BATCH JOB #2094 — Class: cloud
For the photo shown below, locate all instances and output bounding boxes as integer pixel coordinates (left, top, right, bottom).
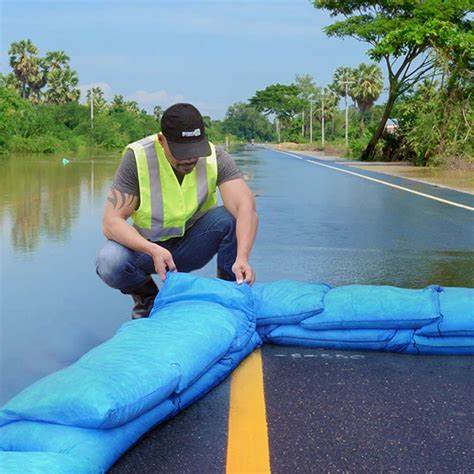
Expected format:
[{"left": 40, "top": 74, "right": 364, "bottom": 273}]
[
  {"left": 78, "top": 82, "right": 113, "bottom": 102},
  {"left": 128, "top": 90, "right": 185, "bottom": 112},
  {"left": 77, "top": 83, "right": 226, "bottom": 117}
]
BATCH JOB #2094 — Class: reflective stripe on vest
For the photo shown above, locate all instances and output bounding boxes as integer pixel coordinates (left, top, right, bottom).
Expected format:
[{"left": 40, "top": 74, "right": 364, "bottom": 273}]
[{"left": 128, "top": 135, "right": 218, "bottom": 241}]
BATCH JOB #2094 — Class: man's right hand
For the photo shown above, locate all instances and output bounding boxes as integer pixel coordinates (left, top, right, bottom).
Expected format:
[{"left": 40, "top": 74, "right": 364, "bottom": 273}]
[{"left": 148, "top": 244, "right": 177, "bottom": 281}]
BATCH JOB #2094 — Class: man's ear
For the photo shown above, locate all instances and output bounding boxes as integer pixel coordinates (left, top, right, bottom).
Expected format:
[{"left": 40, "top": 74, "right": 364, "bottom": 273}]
[{"left": 157, "top": 132, "right": 165, "bottom": 145}]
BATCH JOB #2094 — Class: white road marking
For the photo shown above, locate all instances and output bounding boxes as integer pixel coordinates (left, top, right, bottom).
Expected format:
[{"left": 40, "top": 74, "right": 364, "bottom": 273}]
[
  {"left": 275, "top": 149, "right": 474, "bottom": 212},
  {"left": 273, "top": 352, "right": 366, "bottom": 360}
]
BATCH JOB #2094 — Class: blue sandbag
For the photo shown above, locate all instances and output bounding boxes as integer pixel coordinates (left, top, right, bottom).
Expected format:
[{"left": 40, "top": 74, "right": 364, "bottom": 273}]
[
  {"left": 0, "top": 300, "right": 238, "bottom": 429},
  {"left": 264, "top": 325, "right": 396, "bottom": 349},
  {"left": 253, "top": 280, "right": 330, "bottom": 324},
  {"left": 1, "top": 273, "right": 473, "bottom": 473},
  {"left": 0, "top": 452, "right": 100, "bottom": 474},
  {"left": 301, "top": 285, "right": 441, "bottom": 330},
  {"left": 0, "top": 273, "right": 260, "bottom": 473},
  {"left": 0, "top": 335, "right": 262, "bottom": 473},
  {"left": 413, "top": 335, "right": 474, "bottom": 355},
  {"left": 263, "top": 325, "right": 417, "bottom": 353},
  {"left": 151, "top": 272, "right": 256, "bottom": 354},
  {"left": 0, "top": 399, "right": 176, "bottom": 472},
  {"left": 416, "top": 287, "right": 474, "bottom": 337}
]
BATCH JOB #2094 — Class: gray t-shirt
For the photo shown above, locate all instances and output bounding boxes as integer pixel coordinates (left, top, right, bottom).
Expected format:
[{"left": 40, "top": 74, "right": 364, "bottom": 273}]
[{"left": 112, "top": 146, "right": 243, "bottom": 198}]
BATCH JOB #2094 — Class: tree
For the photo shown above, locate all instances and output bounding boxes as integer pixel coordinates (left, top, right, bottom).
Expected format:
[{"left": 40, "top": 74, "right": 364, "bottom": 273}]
[
  {"left": 294, "top": 74, "right": 320, "bottom": 137},
  {"left": 125, "top": 100, "right": 140, "bottom": 114},
  {"left": 110, "top": 95, "right": 141, "bottom": 114},
  {"left": 331, "top": 66, "right": 356, "bottom": 103},
  {"left": 313, "top": 0, "right": 472, "bottom": 160},
  {"left": 352, "top": 63, "right": 383, "bottom": 116},
  {"left": 8, "top": 39, "right": 46, "bottom": 100},
  {"left": 0, "top": 72, "right": 22, "bottom": 93},
  {"left": 250, "top": 83, "right": 302, "bottom": 121},
  {"left": 250, "top": 83, "right": 303, "bottom": 141},
  {"left": 86, "top": 87, "right": 107, "bottom": 113},
  {"left": 44, "top": 51, "right": 70, "bottom": 73},
  {"left": 110, "top": 95, "right": 126, "bottom": 113},
  {"left": 321, "top": 89, "right": 340, "bottom": 136},
  {"left": 223, "top": 102, "right": 274, "bottom": 142},
  {"left": 44, "top": 67, "right": 80, "bottom": 104},
  {"left": 153, "top": 105, "right": 163, "bottom": 123}
]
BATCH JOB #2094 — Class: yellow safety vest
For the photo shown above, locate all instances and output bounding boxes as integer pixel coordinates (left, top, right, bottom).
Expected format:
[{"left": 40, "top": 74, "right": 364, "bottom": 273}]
[{"left": 126, "top": 134, "right": 218, "bottom": 241}]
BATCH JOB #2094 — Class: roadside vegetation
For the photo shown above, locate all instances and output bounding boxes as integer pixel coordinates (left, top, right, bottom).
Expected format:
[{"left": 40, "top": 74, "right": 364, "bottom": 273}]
[
  {"left": 0, "top": 40, "right": 231, "bottom": 155},
  {"left": 0, "top": 1, "right": 471, "bottom": 167}
]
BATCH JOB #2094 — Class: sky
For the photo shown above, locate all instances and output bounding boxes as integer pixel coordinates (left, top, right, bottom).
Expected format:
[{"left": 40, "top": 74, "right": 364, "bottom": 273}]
[{"left": 0, "top": 0, "right": 370, "bottom": 119}]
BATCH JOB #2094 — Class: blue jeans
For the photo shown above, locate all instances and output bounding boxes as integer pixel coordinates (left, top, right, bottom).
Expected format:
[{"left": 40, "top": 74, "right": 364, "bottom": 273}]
[{"left": 96, "top": 206, "right": 237, "bottom": 292}]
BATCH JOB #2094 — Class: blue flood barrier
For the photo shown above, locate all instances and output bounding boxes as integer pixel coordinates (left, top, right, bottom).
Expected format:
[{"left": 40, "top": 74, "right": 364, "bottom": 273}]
[
  {"left": 1, "top": 272, "right": 473, "bottom": 472},
  {"left": 416, "top": 287, "right": 474, "bottom": 337}
]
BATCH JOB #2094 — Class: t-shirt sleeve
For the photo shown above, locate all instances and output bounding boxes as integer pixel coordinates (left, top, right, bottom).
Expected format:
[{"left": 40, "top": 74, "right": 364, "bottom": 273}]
[
  {"left": 216, "top": 146, "right": 243, "bottom": 186},
  {"left": 111, "top": 149, "right": 140, "bottom": 196}
]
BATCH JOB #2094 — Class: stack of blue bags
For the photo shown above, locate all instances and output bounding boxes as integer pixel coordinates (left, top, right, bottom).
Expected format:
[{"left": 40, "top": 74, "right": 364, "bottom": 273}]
[
  {"left": 254, "top": 281, "right": 474, "bottom": 355},
  {"left": 1, "top": 273, "right": 472, "bottom": 472}
]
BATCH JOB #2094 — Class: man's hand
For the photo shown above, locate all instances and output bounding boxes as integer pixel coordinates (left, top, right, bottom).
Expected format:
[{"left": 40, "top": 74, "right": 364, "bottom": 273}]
[
  {"left": 149, "top": 244, "right": 177, "bottom": 281},
  {"left": 232, "top": 258, "right": 255, "bottom": 285}
]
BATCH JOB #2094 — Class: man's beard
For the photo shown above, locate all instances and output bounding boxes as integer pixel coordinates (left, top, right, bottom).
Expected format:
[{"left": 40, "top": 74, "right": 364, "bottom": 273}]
[{"left": 176, "top": 161, "right": 198, "bottom": 174}]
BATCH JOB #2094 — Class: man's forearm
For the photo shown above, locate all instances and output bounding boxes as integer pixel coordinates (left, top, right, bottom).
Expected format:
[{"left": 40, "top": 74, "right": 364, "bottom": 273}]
[
  {"left": 235, "top": 206, "right": 258, "bottom": 261},
  {"left": 103, "top": 217, "right": 154, "bottom": 254}
]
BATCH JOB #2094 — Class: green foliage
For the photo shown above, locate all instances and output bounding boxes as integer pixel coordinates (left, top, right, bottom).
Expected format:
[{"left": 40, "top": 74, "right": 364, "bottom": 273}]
[
  {"left": 153, "top": 105, "right": 163, "bottom": 123},
  {"left": 394, "top": 78, "right": 473, "bottom": 166},
  {"left": 352, "top": 63, "right": 384, "bottom": 114},
  {"left": 0, "top": 86, "right": 160, "bottom": 154},
  {"left": 86, "top": 87, "right": 107, "bottom": 114},
  {"left": 313, "top": 0, "right": 472, "bottom": 160},
  {"left": 8, "top": 40, "right": 79, "bottom": 104},
  {"left": 222, "top": 102, "right": 275, "bottom": 142},
  {"left": 250, "top": 83, "right": 302, "bottom": 120}
]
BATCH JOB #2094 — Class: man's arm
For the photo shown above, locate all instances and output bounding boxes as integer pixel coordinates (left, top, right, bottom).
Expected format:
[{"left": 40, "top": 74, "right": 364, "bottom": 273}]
[
  {"left": 102, "top": 188, "right": 176, "bottom": 280},
  {"left": 219, "top": 178, "right": 258, "bottom": 284}
]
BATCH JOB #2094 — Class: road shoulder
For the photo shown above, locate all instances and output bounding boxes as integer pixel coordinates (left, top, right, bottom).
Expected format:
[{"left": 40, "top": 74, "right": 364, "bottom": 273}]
[{"left": 270, "top": 145, "right": 474, "bottom": 195}]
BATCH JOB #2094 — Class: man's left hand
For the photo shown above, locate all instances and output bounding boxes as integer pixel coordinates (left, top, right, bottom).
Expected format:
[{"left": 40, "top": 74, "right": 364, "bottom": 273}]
[{"left": 232, "top": 258, "right": 255, "bottom": 285}]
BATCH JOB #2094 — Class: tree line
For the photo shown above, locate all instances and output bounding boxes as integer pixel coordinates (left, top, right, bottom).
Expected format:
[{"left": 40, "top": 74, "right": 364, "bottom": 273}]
[
  {"left": 228, "top": 0, "right": 472, "bottom": 165},
  {"left": 0, "top": 40, "right": 231, "bottom": 154},
  {"left": 1, "top": 0, "right": 471, "bottom": 166}
]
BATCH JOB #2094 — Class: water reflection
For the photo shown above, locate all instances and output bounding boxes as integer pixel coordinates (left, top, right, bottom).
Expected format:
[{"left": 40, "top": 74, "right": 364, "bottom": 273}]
[{"left": 0, "top": 155, "right": 116, "bottom": 253}]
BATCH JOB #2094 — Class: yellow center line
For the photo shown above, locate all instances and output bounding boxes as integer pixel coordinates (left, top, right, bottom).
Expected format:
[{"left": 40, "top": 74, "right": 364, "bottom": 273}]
[{"left": 226, "top": 349, "right": 271, "bottom": 474}]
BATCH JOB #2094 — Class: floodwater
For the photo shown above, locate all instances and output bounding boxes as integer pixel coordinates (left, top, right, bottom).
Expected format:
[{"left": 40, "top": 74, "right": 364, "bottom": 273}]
[{"left": 1, "top": 146, "right": 473, "bottom": 404}]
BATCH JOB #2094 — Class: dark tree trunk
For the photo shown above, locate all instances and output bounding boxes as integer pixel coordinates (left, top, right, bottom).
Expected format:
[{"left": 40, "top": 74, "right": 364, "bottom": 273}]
[{"left": 361, "top": 93, "right": 397, "bottom": 161}]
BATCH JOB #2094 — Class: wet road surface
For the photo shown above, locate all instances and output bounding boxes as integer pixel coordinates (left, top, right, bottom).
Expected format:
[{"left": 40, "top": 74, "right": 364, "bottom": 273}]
[
  {"left": 112, "top": 147, "right": 474, "bottom": 473},
  {"left": 1, "top": 147, "right": 473, "bottom": 472}
]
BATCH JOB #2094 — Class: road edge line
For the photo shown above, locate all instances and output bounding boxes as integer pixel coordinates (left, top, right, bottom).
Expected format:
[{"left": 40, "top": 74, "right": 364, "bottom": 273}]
[{"left": 275, "top": 149, "right": 474, "bottom": 211}]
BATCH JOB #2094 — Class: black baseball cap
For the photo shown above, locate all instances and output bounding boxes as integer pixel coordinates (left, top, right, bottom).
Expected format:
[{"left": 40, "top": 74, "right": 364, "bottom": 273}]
[{"left": 160, "top": 103, "right": 211, "bottom": 160}]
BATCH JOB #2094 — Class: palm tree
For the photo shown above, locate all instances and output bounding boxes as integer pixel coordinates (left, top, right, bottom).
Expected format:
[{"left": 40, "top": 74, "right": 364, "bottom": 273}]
[
  {"left": 331, "top": 66, "right": 357, "bottom": 104},
  {"left": 28, "top": 57, "right": 49, "bottom": 103},
  {"left": 110, "top": 95, "right": 126, "bottom": 112},
  {"left": 45, "top": 51, "right": 70, "bottom": 72},
  {"left": 86, "top": 87, "right": 107, "bottom": 113},
  {"left": 125, "top": 100, "right": 140, "bottom": 114},
  {"left": 44, "top": 67, "right": 79, "bottom": 104},
  {"left": 43, "top": 51, "right": 79, "bottom": 104},
  {"left": 8, "top": 39, "right": 41, "bottom": 99},
  {"left": 352, "top": 63, "right": 384, "bottom": 116}
]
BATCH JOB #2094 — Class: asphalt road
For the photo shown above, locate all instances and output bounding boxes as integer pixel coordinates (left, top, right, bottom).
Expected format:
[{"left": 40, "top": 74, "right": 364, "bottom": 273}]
[{"left": 112, "top": 147, "right": 474, "bottom": 473}]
